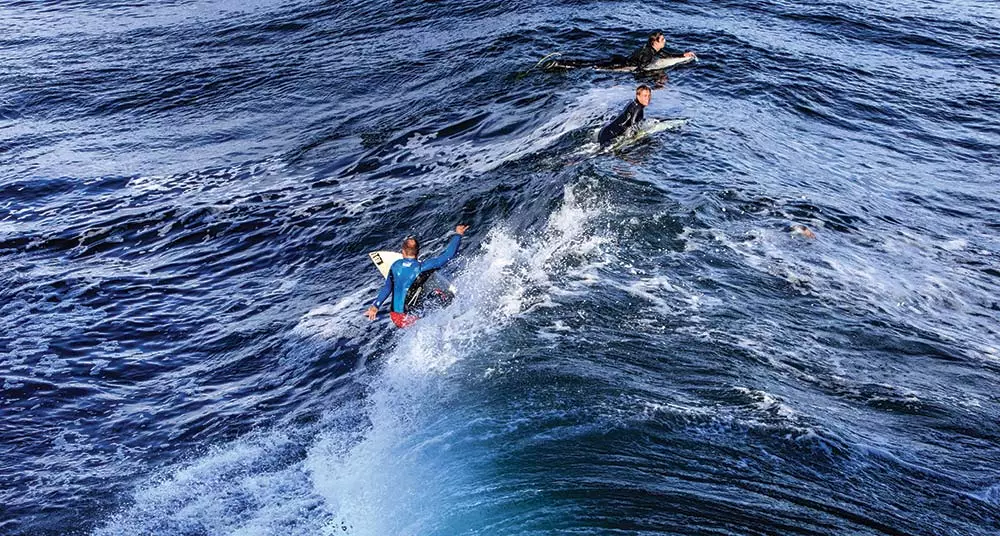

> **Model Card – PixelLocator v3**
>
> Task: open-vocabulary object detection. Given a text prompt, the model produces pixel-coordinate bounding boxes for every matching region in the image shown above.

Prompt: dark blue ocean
[2,1,999,534]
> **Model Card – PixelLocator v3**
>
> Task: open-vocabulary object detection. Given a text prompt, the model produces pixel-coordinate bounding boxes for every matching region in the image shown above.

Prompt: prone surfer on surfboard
[541,31,696,72]
[365,225,469,328]
[599,85,651,146]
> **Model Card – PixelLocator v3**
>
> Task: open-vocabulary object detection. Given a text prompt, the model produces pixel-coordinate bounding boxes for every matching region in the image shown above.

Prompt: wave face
[2,1,999,535]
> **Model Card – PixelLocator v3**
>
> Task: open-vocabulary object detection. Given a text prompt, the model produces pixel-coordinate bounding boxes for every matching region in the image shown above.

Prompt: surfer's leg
[592,54,631,69]
[545,58,596,69]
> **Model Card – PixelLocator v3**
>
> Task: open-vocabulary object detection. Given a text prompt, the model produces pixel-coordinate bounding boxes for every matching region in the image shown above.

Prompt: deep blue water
[2,1,999,534]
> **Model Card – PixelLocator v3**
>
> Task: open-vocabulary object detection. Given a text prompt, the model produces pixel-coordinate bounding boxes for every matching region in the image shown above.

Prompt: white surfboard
[607,118,688,150]
[592,55,696,72]
[646,55,696,70]
[369,250,403,278]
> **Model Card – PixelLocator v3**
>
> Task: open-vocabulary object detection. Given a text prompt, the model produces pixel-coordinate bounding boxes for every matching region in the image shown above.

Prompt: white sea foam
[293,289,371,341]
[95,183,610,536]
[305,183,609,535]
[732,387,798,419]
[970,483,1000,506]
[714,223,998,361]
[404,86,642,180]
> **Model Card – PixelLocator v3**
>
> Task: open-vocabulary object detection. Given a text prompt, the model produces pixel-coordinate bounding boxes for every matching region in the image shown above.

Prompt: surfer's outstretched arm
[366,273,393,320]
[421,225,468,271]
[658,47,693,59]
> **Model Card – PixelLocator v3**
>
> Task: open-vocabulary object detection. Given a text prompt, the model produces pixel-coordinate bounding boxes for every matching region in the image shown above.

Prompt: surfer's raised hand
[456,225,469,236]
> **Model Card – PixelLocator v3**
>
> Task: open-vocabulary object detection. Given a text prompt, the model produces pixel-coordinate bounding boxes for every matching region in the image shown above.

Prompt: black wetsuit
[627,43,687,70]
[545,41,687,71]
[598,99,645,145]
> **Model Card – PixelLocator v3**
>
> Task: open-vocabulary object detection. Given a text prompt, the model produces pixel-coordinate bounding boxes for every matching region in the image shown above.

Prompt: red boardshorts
[390,311,419,328]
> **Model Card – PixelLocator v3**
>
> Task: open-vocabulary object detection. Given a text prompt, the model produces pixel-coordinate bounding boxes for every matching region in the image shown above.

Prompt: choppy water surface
[2,1,999,534]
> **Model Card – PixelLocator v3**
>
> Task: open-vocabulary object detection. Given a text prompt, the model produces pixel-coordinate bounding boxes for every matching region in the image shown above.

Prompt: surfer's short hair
[636,84,652,96]
[648,32,664,45]
[402,236,420,256]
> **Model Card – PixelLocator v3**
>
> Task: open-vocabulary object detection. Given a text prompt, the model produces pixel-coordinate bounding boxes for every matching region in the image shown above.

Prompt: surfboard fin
[533,52,562,71]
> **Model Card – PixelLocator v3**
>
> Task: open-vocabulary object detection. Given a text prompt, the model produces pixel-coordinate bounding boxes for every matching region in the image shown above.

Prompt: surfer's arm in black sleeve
[628,44,656,68]
[599,103,631,144]
[622,100,644,129]
[658,44,696,59]
[599,100,644,145]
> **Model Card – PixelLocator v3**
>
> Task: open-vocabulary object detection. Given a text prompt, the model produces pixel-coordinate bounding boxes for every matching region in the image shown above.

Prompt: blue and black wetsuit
[598,99,645,145]
[371,233,462,315]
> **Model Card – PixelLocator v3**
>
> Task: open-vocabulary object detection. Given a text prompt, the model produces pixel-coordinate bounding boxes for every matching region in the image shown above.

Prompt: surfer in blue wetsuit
[366,225,469,328]
[598,85,651,145]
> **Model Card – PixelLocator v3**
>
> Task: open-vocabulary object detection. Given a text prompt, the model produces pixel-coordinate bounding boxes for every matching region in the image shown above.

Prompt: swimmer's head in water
[402,236,420,257]
[648,32,666,51]
[790,224,816,239]
[636,84,652,106]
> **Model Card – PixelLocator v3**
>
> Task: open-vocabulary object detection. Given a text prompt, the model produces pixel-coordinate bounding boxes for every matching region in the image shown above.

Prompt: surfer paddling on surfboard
[627,32,696,70]
[599,85,651,146]
[542,31,696,72]
[366,225,469,328]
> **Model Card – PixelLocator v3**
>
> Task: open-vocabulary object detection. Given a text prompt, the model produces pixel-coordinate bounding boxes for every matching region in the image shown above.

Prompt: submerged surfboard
[607,118,688,150]
[368,251,457,310]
